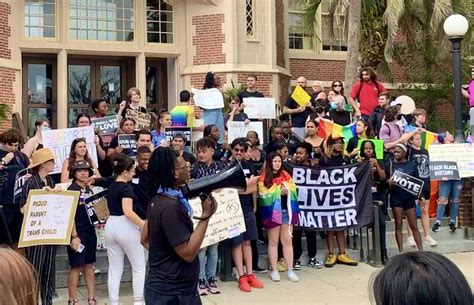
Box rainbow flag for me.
[317,118,357,142]
[421,130,439,150]
[258,170,299,229]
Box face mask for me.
[330,102,338,110]
[41,126,51,131]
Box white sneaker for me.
[424,235,438,246]
[407,236,417,247]
[287,270,299,282]
[270,270,281,282]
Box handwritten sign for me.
[165,127,192,148]
[189,188,246,248]
[243,97,276,119]
[18,190,79,247]
[357,139,385,160]
[429,144,474,178]
[125,109,152,131]
[291,85,311,107]
[228,121,264,144]
[43,127,98,174]
[118,134,137,157]
[392,171,424,198]
[429,161,461,181]
[91,115,118,135]
[191,88,224,110]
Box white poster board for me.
[228,121,264,144]
[189,188,246,248]
[429,143,474,178]
[42,126,98,174]
[18,190,79,247]
[243,97,276,119]
[191,88,224,110]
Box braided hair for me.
[147,147,179,196]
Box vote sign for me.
[391,171,424,198]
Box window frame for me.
[245,0,256,40]
[23,0,58,40]
[146,0,175,45]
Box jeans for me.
[436,180,463,223]
[203,109,224,143]
[198,243,218,279]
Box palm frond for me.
[430,0,453,32]
[301,0,322,37]
[383,0,405,62]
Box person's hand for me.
[281,184,288,195]
[119,100,127,110]
[86,177,95,186]
[370,158,377,167]
[94,135,100,146]
[352,147,359,156]
[53,185,62,192]
[297,106,305,113]
[43,186,53,192]
[159,140,170,147]
[244,119,250,125]
[248,175,259,186]
[355,157,362,163]
[116,146,124,153]
[231,103,239,113]
[70,236,81,252]
[3,152,14,164]
[201,195,215,218]
[314,147,322,155]
[387,179,395,186]
[355,109,361,118]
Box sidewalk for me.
[54,252,473,305]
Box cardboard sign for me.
[429,144,474,178]
[228,121,264,144]
[118,134,137,157]
[42,127,98,174]
[189,188,246,248]
[291,85,311,107]
[429,161,461,181]
[84,190,109,225]
[357,139,384,160]
[125,109,152,131]
[91,115,118,135]
[243,97,276,119]
[191,88,225,110]
[18,190,79,247]
[165,127,192,147]
[391,171,424,198]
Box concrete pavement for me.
[54,252,474,305]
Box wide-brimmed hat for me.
[28,148,55,169]
[70,160,94,178]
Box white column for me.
[167,58,177,107]
[57,49,68,128]
[136,53,147,108]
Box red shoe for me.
[246,273,264,289]
[238,275,251,292]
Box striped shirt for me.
[21,172,55,207]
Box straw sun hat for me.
[27,148,56,169]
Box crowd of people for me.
[0,69,471,305]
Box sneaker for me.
[287,270,299,282]
[93,266,101,274]
[253,266,268,274]
[423,235,438,246]
[336,252,358,266]
[207,277,221,294]
[325,253,337,268]
[238,275,251,292]
[270,270,281,282]
[308,257,323,269]
[246,273,264,289]
[449,222,457,232]
[198,278,208,296]
[432,222,441,232]
[293,259,302,270]
[407,236,417,248]
[277,259,287,272]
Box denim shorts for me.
[438,180,463,201]
[282,209,290,224]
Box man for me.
[280,119,300,155]
[132,146,151,219]
[238,74,265,102]
[171,90,195,127]
[369,93,391,137]
[135,129,154,150]
[283,76,314,139]
[350,67,387,120]
[142,147,215,305]
[171,134,196,166]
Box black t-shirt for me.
[319,153,348,167]
[238,90,264,102]
[68,182,94,232]
[408,147,430,193]
[146,194,198,295]
[328,110,351,126]
[132,168,149,220]
[106,181,137,216]
[224,112,249,130]
[182,151,197,165]
[389,160,419,203]
[283,134,301,155]
[238,161,256,213]
[285,95,312,128]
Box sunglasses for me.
[333,84,342,87]
[233,148,246,153]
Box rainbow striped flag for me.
[317,118,357,142]
[421,130,439,150]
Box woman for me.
[328,95,351,126]
[151,111,172,147]
[91,99,109,119]
[67,161,98,305]
[246,130,266,164]
[76,113,108,176]
[387,143,423,252]
[204,124,227,161]
[22,119,51,158]
[347,119,372,158]
[331,80,347,102]
[0,248,37,305]
[357,140,389,264]
[304,119,324,158]
[327,90,337,103]
[105,155,145,305]
[320,135,358,267]
[202,72,225,142]
[20,148,61,305]
[108,118,137,158]
[61,138,101,182]
[118,87,147,121]
[225,96,250,129]
[258,152,299,282]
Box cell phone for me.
[77,243,85,253]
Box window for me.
[246,0,255,38]
[147,0,173,43]
[69,0,134,42]
[24,0,56,38]
[146,59,168,112]
[321,0,347,51]
[288,0,312,50]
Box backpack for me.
[355,80,381,101]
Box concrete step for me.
[55,266,133,288]
[384,217,453,232]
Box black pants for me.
[145,289,202,305]
[292,229,317,259]
[251,240,259,269]
[26,245,57,305]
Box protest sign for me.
[391,171,424,198]
[243,97,276,119]
[357,139,384,159]
[191,88,224,110]
[228,121,264,144]
[18,190,79,247]
[125,109,152,131]
[43,126,98,174]
[429,144,474,178]
[291,85,311,107]
[13,168,32,204]
[84,190,109,225]
[165,127,192,147]
[429,161,461,181]
[91,115,118,135]
[189,188,246,248]
[118,134,137,157]
[292,162,374,231]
